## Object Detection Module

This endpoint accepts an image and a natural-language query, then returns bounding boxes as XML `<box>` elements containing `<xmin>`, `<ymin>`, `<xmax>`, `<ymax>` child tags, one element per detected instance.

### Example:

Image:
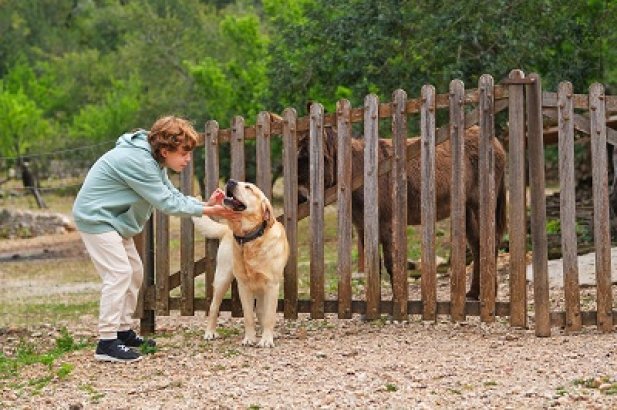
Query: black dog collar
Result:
<box><xmin>234</xmin><ymin>220</ymin><xmax>268</xmax><ymax>245</ymax></box>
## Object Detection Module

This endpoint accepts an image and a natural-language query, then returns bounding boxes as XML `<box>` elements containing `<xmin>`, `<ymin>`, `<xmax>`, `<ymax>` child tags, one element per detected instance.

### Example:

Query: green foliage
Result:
<box><xmin>69</xmin><ymin>76</ymin><xmax>142</xmax><ymax>142</ymax></box>
<box><xmin>0</xmin><ymin>0</ymin><xmax>615</xmax><ymax>180</ymax></box>
<box><xmin>0</xmin><ymin>81</ymin><xmax>51</xmax><ymax>157</ymax></box>
<box><xmin>265</xmin><ymin>0</ymin><xmax>617</xmax><ymax>110</ymax></box>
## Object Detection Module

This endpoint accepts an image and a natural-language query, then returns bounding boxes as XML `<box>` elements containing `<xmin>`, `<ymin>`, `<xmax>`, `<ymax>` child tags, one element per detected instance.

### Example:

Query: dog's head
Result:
<box><xmin>223</xmin><ymin>179</ymin><xmax>274</xmax><ymax>233</ymax></box>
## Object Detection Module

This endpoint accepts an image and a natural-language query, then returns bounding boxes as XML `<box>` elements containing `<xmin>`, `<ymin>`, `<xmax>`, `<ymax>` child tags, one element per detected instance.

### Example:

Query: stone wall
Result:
<box><xmin>0</xmin><ymin>209</ymin><xmax>76</xmax><ymax>239</ymax></box>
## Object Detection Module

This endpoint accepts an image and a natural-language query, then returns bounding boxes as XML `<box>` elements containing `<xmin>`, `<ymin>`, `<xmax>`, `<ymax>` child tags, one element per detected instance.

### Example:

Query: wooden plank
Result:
<box><xmin>526</xmin><ymin>74</ymin><xmax>550</xmax><ymax>337</ymax></box>
<box><xmin>155</xmin><ymin>210</ymin><xmax>170</xmax><ymax>315</ymax></box>
<box><xmin>230</xmin><ymin>116</ymin><xmax>246</xmax><ymax>180</ymax></box>
<box><xmin>507</xmin><ymin>69</ymin><xmax>528</xmax><ymax>328</ymax></box>
<box><xmin>205</xmin><ymin>120</ymin><xmax>221</xmax><ymax>316</ymax></box>
<box><xmin>391</xmin><ymin>89</ymin><xmax>408</xmax><ymax>321</ymax></box>
<box><xmin>137</xmin><ymin>217</ymin><xmax>155</xmax><ymax>334</ymax></box>
<box><xmin>228</xmin><ymin>117</ymin><xmax>243</xmax><ymax>317</ymax></box>
<box><xmin>420</xmin><ymin>85</ymin><xmax>437</xmax><ymax>321</ymax></box>
<box><xmin>180</xmin><ymin>160</ymin><xmax>195</xmax><ymax>316</ymax></box>
<box><xmin>282</xmin><ymin>108</ymin><xmax>299</xmax><ymax>319</ymax></box>
<box><xmin>543</xmin><ymin>91</ymin><xmax>589</xmax><ymax>110</ymax></box>
<box><xmin>256</xmin><ymin>111</ymin><xmax>273</xmax><ymax>199</ymax></box>
<box><xmin>309</xmin><ymin>103</ymin><xmax>325</xmax><ymax>319</ymax></box>
<box><xmin>557</xmin><ymin>82</ymin><xmax>582</xmax><ymax>332</ymax></box>
<box><xmin>336</xmin><ymin>100</ymin><xmax>353</xmax><ymax>319</ymax></box>
<box><xmin>542</xmin><ymin>109</ymin><xmax>617</xmax><ymax>147</ymax></box>
<box><xmin>364</xmin><ymin>94</ymin><xmax>381</xmax><ymax>320</ymax></box>
<box><xmin>170</xmin><ymin>297</ymin><xmax>514</xmax><ymax>318</ymax></box>
<box><xmin>479</xmin><ymin>74</ymin><xmax>496</xmax><ymax>322</ymax></box>
<box><xmin>449</xmin><ymin>80</ymin><xmax>466</xmax><ymax>321</ymax></box>
<box><xmin>589</xmin><ymin>83</ymin><xmax>613</xmax><ymax>332</ymax></box>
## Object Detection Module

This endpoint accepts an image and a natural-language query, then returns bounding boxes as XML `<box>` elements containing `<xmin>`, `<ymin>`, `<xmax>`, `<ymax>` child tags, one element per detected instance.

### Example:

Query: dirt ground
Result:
<box><xmin>2</xmin><ymin>232</ymin><xmax>617</xmax><ymax>409</ymax></box>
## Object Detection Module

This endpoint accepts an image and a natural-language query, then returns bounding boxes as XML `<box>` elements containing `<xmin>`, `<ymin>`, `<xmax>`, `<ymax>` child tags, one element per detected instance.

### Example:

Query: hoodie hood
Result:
<box><xmin>116</xmin><ymin>129</ymin><xmax>152</xmax><ymax>153</ymax></box>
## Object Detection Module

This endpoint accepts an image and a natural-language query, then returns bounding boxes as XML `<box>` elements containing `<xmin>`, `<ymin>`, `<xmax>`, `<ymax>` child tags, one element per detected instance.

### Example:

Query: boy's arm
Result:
<box><xmin>119</xmin><ymin>156</ymin><xmax>204</xmax><ymax>217</ymax></box>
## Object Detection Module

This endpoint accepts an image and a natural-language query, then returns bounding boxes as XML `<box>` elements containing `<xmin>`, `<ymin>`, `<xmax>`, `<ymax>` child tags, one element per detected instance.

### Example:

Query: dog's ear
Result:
<box><xmin>261</xmin><ymin>199</ymin><xmax>273</xmax><ymax>223</ymax></box>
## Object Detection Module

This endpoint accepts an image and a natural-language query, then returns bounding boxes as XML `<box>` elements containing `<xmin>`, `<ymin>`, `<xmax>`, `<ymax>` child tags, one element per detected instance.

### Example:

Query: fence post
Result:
<box><xmin>557</xmin><ymin>81</ymin><xmax>582</xmax><ymax>332</ymax></box>
<box><xmin>420</xmin><ymin>85</ymin><xmax>436</xmax><ymax>321</ymax></box>
<box><xmin>336</xmin><ymin>100</ymin><xmax>353</xmax><ymax>319</ymax></box>
<box><xmin>589</xmin><ymin>83</ymin><xmax>613</xmax><ymax>332</ymax></box>
<box><xmin>137</xmin><ymin>216</ymin><xmax>155</xmax><ymax>335</ymax></box>
<box><xmin>180</xmin><ymin>159</ymin><xmax>195</xmax><ymax>316</ymax></box>
<box><xmin>479</xmin><ymin>74</ymin><xmax>496</xmax><ymax>322</ymax></box>
<box><xmin>364</xmin><ymin>94</ymin><xmax>381</xmax><ymax>320</ymax></box>
<box><xmin>204</xmin><ymin>120</ymin><xmax>221</xmax><ymax>315</ymax></box>
<box><xmin>391</xmin><ymin>89</ymin><xmax>408</xmax><ymax>321</ymax></box>
<box><xmin>282</xmin><ymin>108</ymin><xmax>299</xmax><ymax>319</ymax></box>
<box><xmin>228</xmin><ymin>116</ymin><xmax>244</xmax><ymax>317</ymax></box>
<box><xmin>309</xmin><ymin>103</ymin><xmax>325</xmax><ymax>319</ymax></box>
<box><xmin>155</xmin><ymin>210</ymin><xmax>170</xmax><ymax>316</ymax></box>
<box><xmin>507</xmin><ymin>69</ymin><xmax>528</xmax><ymax>328</ymax></box>
<box><xmin>449</xmin><ymin>80</ymin><xmax>466</xmax><ymax>321</ymax></box>
<box><xmin>526</xmin><ymin>73</ymin><xmax>550</xmax><ymax>337</ymax></box>
<box><xmin>256</xmin><ymin>111</ymin><xmax>273</xmax><ymax>199</ymax></box>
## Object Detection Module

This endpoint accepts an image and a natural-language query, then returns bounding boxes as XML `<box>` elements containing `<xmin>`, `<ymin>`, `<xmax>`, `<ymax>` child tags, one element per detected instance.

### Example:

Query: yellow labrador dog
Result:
<box><xmin>192</xmin><ymin>179</ymin><xmax>289</xmax><ymax>347</ymax></box>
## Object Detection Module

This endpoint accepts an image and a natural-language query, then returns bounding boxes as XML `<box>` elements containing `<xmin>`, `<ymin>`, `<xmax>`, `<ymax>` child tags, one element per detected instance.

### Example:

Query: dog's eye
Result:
<box><xmin>245</xmin><ymin>185</ymin><xmax>252</xmax><ymax>191</ymax></box>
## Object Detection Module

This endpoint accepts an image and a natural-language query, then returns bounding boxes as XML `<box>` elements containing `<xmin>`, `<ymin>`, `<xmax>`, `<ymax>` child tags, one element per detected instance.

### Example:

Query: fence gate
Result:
<box><xmin>136</xmin><ymin>69</ymin><xmax>617</xmax><ymax>337</ymax></box>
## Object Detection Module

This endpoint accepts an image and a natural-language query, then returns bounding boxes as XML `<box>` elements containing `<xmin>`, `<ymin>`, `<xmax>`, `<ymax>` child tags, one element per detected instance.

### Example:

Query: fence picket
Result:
<box><xmin>558</xmin><ymin>82</ymin><xmax>582</xmax><ymax>332</ymax></box>
<box><xmin>228</xmin><ymin>117</ymin><xmax>244</xmax><ymax>317</ymax></box>
<box><xmin>589</xmin><ymin>83</ymin><xmax>613</xmax><ymax>332</ymax></box>
<box><xmin>420</xmin><ymin>85</ymin><xmax>437</xmax><ymax>321</ymax></box>
<box><xmin>364</xmin><ymin>94</ymin><xmax>381</xmax><ymax>320</ymax></box>
<box><xmin>282</xmin><ymin>108</ymin><xmax>299</xmax><ymax>319</ymax></box>
<box><xmin>180</xmin><ymin>159</ymin><xmax>195</xmax><ymax>316</ymax></box>
<box><xmin>391</xmin><ymin>89</ymin><xmax>408</xmax><ymax>320</ymax></box>
<box><xmin>205</xmin><ymin>120</ymin><xmax>223</xmax><ymax>315</ymax></box>
<box><xmin>309</xmin><ymin>103</ymin><xmax>325</xmax><ymax>319</ymax></box>
<box><xmin>507</xmin><ymin>69</ymin><xmax>528</xmax><ymax>328</ymax></box>
<box><xmin>155</xmin><ymin>210</ymin><xmax>170</xmax><ymax>316</ymax></box>
<box><xmin>526</xmin><ymin>74</ymin><xmax>550</xmax><ymax>337</ymax></box>
<box><xmin>479</xmin><ymin>74</ymin><xmax>496</xmax><ymax>322</ymax></box>
<box><xmin>257</xmin><ymin>112</ymin><xmax>273</xmax><ymax>199</ymax></box>
<box><xmin>336</xmin><ymin>100</ymin><xmax>353</xmax><ymax>319</ymax></box>
<box><xmin>449</xmin><ymin>80</ymin><xmax>466</xmax><ymax>321</ymax></box>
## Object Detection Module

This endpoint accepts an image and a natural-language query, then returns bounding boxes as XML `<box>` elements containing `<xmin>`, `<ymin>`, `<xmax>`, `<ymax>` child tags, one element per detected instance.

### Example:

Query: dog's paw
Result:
<box><xmin>203</xmin><ymin>329</ymin><xmax>218</xmax><ymax>340</ymax></box>
<box><xmin>257</xmin><ymin>337</ymin><xmax>275</xmax><ymax>348</ymax></box>
<box><xmin>241</xmin><ymin>336</ymin><xmax>257</xmax><ymax>346</ymax></box>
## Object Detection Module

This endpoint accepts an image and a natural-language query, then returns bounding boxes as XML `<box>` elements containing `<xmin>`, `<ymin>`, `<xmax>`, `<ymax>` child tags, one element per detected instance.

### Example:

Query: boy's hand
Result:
<box><xmin>204</xmin><ymin>204</ymin><xmax>241</xmax><ymax>221</ymax></box>
<box><xmin>206</xmin><ymin>188</ymin><xmax>225</xmax><ymax>206</ymax></box>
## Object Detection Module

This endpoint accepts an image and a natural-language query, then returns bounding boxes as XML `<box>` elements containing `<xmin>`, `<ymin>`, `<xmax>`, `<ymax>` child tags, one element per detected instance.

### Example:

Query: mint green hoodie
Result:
<box><xmin>72</xmin><ymin>130</ymin><xmax>204</xmax><ymax>237</ymax></box>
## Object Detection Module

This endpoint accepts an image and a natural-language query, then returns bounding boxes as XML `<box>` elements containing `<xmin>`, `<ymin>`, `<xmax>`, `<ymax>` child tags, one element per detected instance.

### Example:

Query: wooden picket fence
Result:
<box><xmin>136</xmin><ymin>69</ymin><xmax>617</xmax><ymax>337</ymax></box>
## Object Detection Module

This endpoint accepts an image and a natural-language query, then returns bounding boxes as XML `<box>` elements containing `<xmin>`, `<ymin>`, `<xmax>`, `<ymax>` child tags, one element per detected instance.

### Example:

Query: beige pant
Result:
<box><xmin>79</xmin><ymin>231</ymin><xmax>143</xmax><ymax>340</ymax></box>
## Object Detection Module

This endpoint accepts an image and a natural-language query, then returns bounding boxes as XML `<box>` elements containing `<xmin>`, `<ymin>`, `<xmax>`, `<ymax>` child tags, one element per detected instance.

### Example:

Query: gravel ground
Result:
<box><xmin>2</xmin><ymin>312</ymin><xmax>617</xmax><ymax>409</ymax></box>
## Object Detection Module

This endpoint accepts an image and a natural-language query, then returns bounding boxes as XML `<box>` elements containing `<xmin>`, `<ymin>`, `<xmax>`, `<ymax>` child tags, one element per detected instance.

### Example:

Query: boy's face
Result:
<box><xmin>161</xmin><ymin>147</ymin><xmax>192</xmax><ymax>172</ymax></box>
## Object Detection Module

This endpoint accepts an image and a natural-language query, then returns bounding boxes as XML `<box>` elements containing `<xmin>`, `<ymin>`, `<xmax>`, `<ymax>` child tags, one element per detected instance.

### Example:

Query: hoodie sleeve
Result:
<box><xmin>117</xmin><ymin>153</ymin><xmax>204</xmax><ymax>217</ymax></box>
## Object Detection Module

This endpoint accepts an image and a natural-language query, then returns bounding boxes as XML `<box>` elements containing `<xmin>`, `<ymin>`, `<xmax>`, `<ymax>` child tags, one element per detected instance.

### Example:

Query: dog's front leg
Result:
<box><xmin>237</xmin><ymin>282</ymin><xmax>257</xmax><ymax>346</ymax></box>
<box><xmin>204</xmin><ymin>257</ymin><xmax>234</xmax><ymax>340</ymax></box>
<box><xmin>257</xmin><ymin>283</ymin><xmax>279</xmax><ymax>348</ymax></box>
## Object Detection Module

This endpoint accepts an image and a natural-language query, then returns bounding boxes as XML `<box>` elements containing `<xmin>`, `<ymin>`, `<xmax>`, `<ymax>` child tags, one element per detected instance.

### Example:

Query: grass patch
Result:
<box><xmin>1</xmin><ymin>299</ymin><xmax>99</xmax><ymax>327</ymax></box>
<box><xmin>1</xmin><ymin>327</ymin><xmax>90</xmax><ymax>396</ymax></box>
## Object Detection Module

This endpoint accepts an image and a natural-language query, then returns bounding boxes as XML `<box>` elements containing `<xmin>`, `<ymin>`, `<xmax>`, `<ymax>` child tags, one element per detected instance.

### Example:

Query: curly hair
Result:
<box><xmin>148</xmin><ymin>116</ymin><xmax>199</xmax><ymax>164</ymax></box>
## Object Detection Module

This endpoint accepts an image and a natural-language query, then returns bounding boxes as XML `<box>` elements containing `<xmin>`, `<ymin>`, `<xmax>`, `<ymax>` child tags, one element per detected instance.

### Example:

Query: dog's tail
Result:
<box><xmin>192</xmin><ymin>216</ymin><xmax>229</xmax><ymax>240</ymax></box>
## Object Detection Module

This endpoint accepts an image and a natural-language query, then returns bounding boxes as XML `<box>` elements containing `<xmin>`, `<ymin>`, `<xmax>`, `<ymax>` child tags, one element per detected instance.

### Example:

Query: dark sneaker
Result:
<box><xmin>94</xmin><ymin>339</ymin><xmax>142</xmax><ymax>363</ymax></box>
<box><xmin>118</xmin><ymin>329</ymin><xmax>156</xmax><ymax>348</ymax></box>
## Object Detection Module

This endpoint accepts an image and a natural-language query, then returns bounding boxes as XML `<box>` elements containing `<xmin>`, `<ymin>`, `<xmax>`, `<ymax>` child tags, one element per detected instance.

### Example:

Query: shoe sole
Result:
<box><xmin>94</xmin><ymin>353</ymin><xmax>143</xmax><ymax>363</ymax></box>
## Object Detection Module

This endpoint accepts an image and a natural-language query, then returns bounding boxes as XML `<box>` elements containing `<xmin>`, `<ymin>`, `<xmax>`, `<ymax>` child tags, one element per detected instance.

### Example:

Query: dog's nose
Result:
<box><xmin>225</xmin><ymin>179</ymin><xmax>237</xmax><ymax>196</ymax></box>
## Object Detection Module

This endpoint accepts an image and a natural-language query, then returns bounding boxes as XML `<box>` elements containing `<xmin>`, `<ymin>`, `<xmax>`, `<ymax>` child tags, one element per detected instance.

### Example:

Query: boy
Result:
<box><xmin>73</xmin><ymin>116</ymin><xmax>237</xmax><ymax>362</ymax></box>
